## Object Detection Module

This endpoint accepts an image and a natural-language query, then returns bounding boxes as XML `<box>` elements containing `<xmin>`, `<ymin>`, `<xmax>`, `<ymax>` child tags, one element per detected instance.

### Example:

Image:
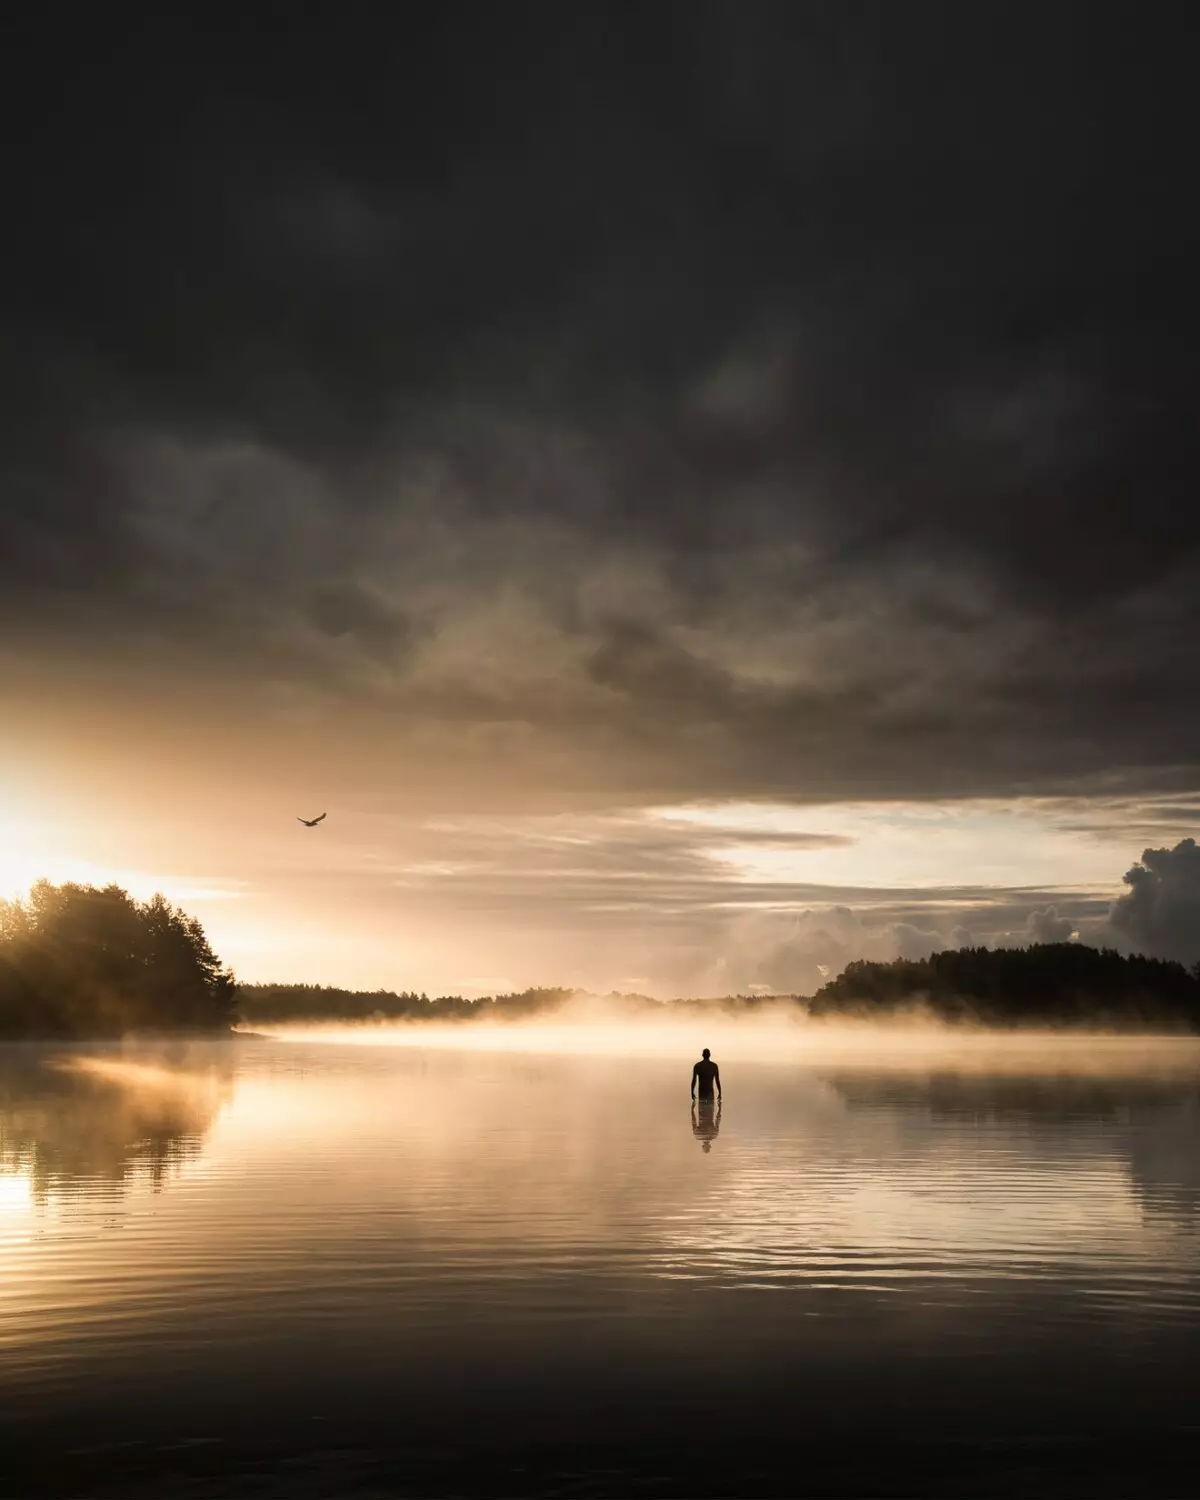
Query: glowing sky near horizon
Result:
<box><xmin>3</xmin><ymin>749</ymin><xmax>1193</xmax><ymax>995</ymax></box>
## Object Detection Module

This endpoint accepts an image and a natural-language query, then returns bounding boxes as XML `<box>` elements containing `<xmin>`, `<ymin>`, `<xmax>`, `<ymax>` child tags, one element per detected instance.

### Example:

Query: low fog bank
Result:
<box><xmin>242</xmin><ymin>988</ymin><xmax>818</xmax><ymax>1061</ymax></box>
<box><xmin>242</xmin><ymin>986</ymin><xmax>1200</xmax><ymax>1071</ymax></box>
<box><xmin>239</xmin><ymin>944</ymin><xmax>1200</xmax><ymax>1047</ymax></box>
<box><xmin>247</xmin><ymin>1013</ymin><xmax>1200</xmax><ymax>1072</ymax></box>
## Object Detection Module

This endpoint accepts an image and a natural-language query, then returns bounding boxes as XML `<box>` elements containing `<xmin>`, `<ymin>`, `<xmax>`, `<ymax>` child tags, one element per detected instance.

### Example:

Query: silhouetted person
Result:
<box><xmin>691</xmin><ymin>1048</ymin><xmax>721</xmax><ymax>1103</ymax></box>
<box><xmin>691</xmin><ymin>1097</ymin><xmax>721</xmax><ymax>1152</ymax></box>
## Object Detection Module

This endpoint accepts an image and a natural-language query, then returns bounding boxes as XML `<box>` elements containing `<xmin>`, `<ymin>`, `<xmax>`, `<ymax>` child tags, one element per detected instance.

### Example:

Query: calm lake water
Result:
<box><xmin>2</xmin><ymin>1029</ymin><xmax>1200</xmax><ymax>1497</ymax></box>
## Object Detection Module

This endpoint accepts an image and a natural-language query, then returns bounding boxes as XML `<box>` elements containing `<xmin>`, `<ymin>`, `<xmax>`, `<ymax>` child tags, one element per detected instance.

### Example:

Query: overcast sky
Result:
<box><xmin>3</xmin><ymin>4</ymin><xmax>1198</xmax><ymax>993</ymax></box>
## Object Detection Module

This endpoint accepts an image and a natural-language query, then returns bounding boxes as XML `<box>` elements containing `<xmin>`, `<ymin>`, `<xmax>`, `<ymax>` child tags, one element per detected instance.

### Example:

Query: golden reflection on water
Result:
<box><xmin>1</xmin><ymin>1031</ymin><xmax>1199</xmax><ymax>1381</ymax></box>
<box><xmin>0</xmin><ymin>1044</ymin><xmax>234</xmax><ymax>1207</ymax></box>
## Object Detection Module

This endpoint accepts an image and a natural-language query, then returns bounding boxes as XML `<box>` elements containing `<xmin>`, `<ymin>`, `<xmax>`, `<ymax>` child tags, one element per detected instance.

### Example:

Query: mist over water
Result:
<box><xmin>256</xmin><ymin>1008</ymin><xmax>1200</xmax><ymax>1072</ymax></box>
<box><xmin>3</xmin><ymin>1029</ymin><xmax>1200</xmax><ymax>1496</ymax></box>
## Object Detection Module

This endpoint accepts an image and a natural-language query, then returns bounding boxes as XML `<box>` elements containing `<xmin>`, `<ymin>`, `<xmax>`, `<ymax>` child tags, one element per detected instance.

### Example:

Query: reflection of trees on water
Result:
<box><xmin>822</xmin><ymin>1070</ymin><xmax>1199</xmax><ymax>1123</ymax></box>
<box><xmin>822</xmin><ymin>1067</ymin><xmax>1200</xmax><ymax>1228</ymax></box>
<box><xmin>0</xmin><ymin>1041</ymin><xmax>236</xmax><ymax>1202</ymax></box>
<box><xmin>1125</xmin><ymin>1094</ymin><xmax>1200</xmax><ymax>1228</ymax></box>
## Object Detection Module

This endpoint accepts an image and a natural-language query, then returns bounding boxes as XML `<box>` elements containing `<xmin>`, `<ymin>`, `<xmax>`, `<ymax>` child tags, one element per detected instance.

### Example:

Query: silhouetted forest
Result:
<box><xmin>236</xmin><ymin>983</ymin><xmax>809</xmax><ymax>1025</ymax></box>
<box><xmin>0</xmin><ymin>881</ymin><xmax>238</xmax><ymax>1038</ymax></box>
<box><xmin>809</xmin><ymin>943</ymin><xmax>1200</xmax><ymax>1028</ymax></box>
<box><xmin>237</xmin><ymin>984</ymin><xmax>651</xmax><ymax>1024</ymax></box>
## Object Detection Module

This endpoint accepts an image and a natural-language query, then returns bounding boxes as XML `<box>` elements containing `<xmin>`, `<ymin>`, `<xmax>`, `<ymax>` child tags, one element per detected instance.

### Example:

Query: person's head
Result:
<box><xmin>702</xmin><ymin>1048</ymin><xmax>710</xmax><ymax>1060</ymax></box>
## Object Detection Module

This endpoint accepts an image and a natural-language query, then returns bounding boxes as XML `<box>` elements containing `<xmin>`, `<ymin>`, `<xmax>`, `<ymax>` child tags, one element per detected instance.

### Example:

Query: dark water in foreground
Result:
<box><xmin>2</xmin><ymin>1031</ymin><xmax>1200</xmax><ymax>1497</ymax></box>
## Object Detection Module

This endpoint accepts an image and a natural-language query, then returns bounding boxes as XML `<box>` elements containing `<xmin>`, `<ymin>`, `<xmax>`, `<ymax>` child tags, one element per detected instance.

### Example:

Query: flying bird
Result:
<box><xmin>297</xmin><ymin>813</ymin><xmax>327</xmax><ymax>827</ymax></box>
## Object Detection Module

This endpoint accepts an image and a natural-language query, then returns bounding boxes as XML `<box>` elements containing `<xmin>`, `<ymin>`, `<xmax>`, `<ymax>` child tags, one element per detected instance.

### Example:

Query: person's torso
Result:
<box><xmin>695</xmin><ymin>1059</ymin><xmax>717</xmax><ymax>1091</ymax></box>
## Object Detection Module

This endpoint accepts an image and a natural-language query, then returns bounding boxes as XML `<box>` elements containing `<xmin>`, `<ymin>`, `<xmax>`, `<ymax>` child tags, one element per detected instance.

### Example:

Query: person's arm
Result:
<box><xmin>714</xmin><ymin>1064</ymin><xmax>721</xmax><ymax>1100</ymax></box>
<box><xmin>691</xmin><ymin>1062</ymin><xmax>699</xmax><ymax>1099</ymax></box>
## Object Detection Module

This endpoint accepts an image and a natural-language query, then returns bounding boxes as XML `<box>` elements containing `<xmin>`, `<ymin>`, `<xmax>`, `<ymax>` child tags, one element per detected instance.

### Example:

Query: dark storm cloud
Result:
<box><xmin>3</xmin><ymin>3</ymin><xmax>1198</xmax><ymax>803</ymax></box>
<box><xmin>1109</xmin><ymin>839</ymin><xmax>1200</xmax><ymax>967</ymax></box>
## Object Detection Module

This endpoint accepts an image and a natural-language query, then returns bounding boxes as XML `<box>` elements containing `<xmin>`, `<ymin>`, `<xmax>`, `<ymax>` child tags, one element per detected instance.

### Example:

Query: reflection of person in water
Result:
<box><xmin>692</xmin><ymin>1097</ymin><xmax>722</xmax><ymax>1152</ymax></box>
<box><xmin>690</xmin><ymin>1048</ymin><xmax>722</xmax><ymax>1153</ymax></box>
<box><xmin>691</xmin><ymin>1048</ymin><xmax>721</xmax><ymax>1103</ymax></box>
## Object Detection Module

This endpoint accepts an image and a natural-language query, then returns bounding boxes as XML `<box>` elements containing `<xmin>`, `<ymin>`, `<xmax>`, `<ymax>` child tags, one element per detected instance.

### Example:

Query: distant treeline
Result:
<box><xmin>0</xmin><ymin>880</ymin><xmax>237</xmax><ymax>1039</ymax></box>
<box><xmin>237</xmin><ymin>983</ymin><xmax>581</xmax><ymax>1024</ymax></box>
<box><xmin>809</xmin><ymin>943</ymin><xmax>1200</xmax><ymax>1028</ymax></box>
<box><xmin>236</xmin><ymin>984</ymin><xmax>801</xmax><ymax>1025</ymax></box>
<box><xmin>240</xmin><ymin>948</ymin><xmax>1200</xmax><ymax>1030</ymax></box>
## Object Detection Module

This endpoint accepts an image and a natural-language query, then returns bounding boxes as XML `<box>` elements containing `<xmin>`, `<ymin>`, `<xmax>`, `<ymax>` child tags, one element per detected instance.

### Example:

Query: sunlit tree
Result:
<box><xmin>0</xmin><ymin>880</ymin><xmax>238</xmax><ymax>1038</ymax></box>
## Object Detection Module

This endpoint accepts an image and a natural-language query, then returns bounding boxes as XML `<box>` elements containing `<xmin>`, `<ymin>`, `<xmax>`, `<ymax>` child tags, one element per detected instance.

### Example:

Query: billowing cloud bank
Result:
<box><xmin>1110</xmin><ymin>840</ymin><xmax>1200</xmax><ymax>967</ymax></box>
<box><xmin>4</xmin><ymin>7</ymin><xmax>1198</xmax><ymax>815</ymax></box>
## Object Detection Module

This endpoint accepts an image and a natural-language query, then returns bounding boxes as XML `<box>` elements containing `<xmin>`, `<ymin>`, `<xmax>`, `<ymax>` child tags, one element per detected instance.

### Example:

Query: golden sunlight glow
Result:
<box><xmin>0</xmin><ymin>799</ymin><xmax>54</xmax><ymax>902</ymax></box>
<box><xmin>0</xmin><ymin>1172</ymin><xmax>34</xmax><ymax>1221</ymax></box>
<box><xmin>0</xmin><ymin>759</ymin><xmax>1169</xmax><ymax>993</ymax></box>
<box><xmin>0</xmin><ymin>801</ymin><xmax>244</xmax><ymax>908</ymax></box>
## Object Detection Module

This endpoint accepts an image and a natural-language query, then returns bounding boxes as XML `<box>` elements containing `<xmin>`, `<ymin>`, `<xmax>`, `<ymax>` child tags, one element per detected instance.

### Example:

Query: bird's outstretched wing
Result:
<box><xmin>312</xmin><ymin>812</ymin><xmax>326</xmax><ymax>824</ymax></box>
